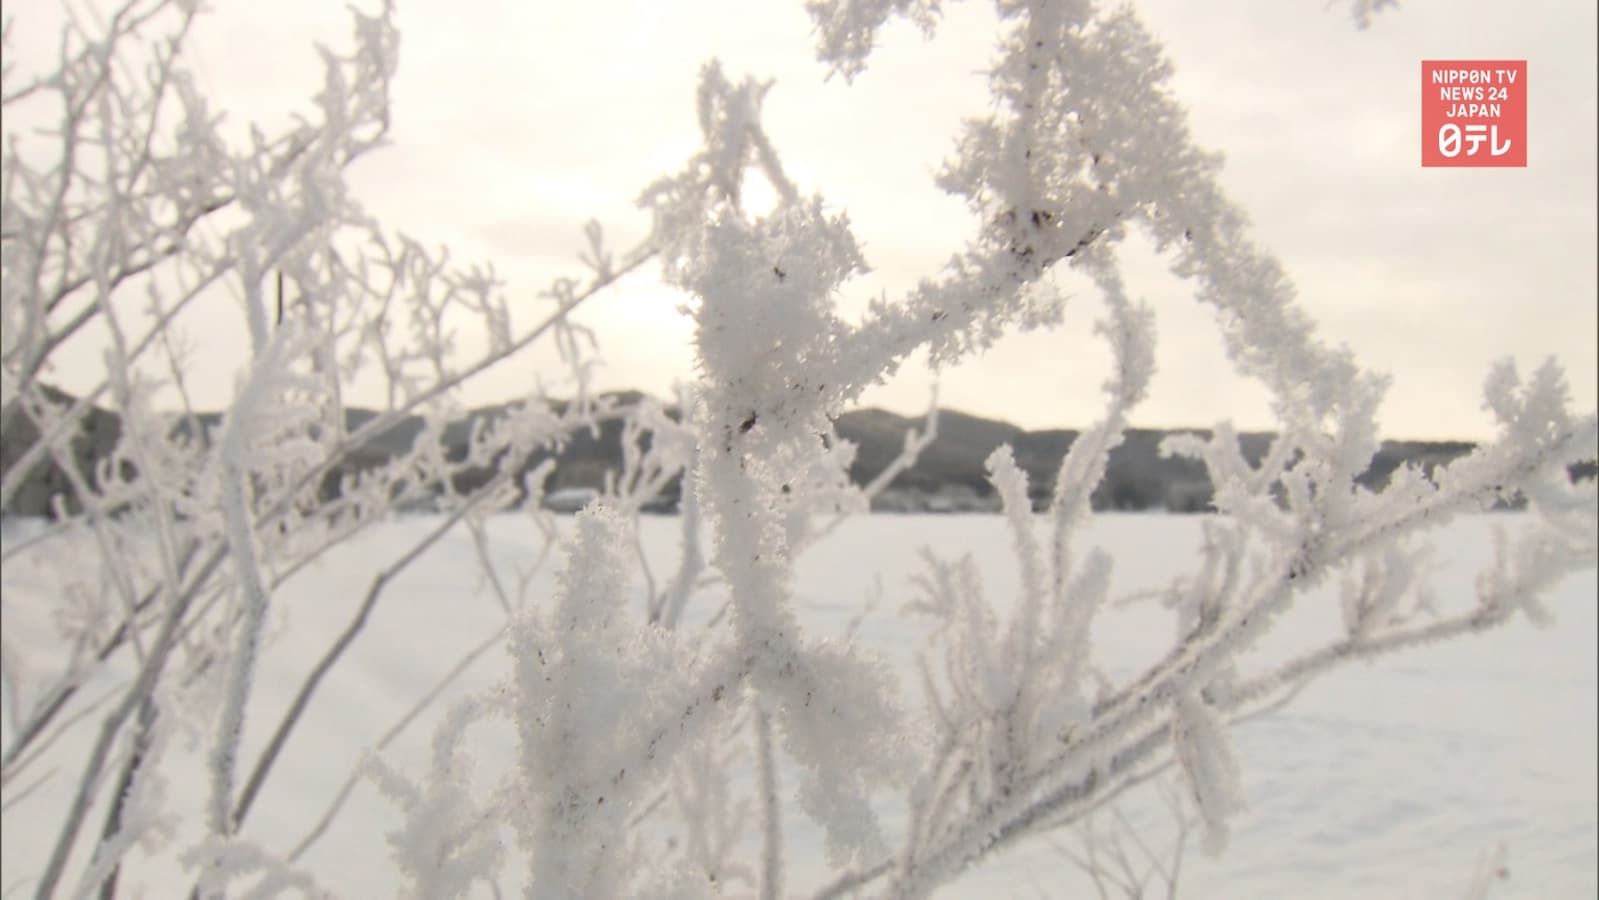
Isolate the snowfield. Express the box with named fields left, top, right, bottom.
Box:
left=3, top=512, right=1594, bottom=898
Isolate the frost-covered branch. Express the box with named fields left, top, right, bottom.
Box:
left=1, top=1, right=664, bottom=894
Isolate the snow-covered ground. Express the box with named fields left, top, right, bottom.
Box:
left=3, top=513, right=1594, bottom=898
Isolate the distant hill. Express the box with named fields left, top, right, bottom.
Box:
left=832, top=409, right=1488, bottom=513
left=3, top=386, right=1588, bottom=518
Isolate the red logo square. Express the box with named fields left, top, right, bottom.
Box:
left=1422, top=61, right=1527, bottom=167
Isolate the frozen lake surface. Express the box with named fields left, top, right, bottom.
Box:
left=3, top=513, right=1593, bottom=898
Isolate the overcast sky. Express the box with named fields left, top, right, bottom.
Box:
left=20, top=0, right=1599, bottom=440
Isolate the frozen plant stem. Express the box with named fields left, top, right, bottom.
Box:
left=756, top=709, right=783, bottom=900
left=209, top=361, right=276, bottom=843
left=92, top=696, right=158, bottom=900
